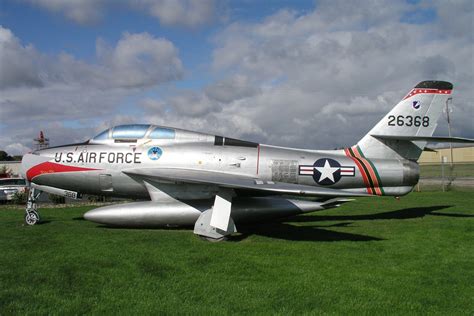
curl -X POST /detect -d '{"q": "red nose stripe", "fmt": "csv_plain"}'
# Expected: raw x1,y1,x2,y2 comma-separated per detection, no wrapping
27,162,99,181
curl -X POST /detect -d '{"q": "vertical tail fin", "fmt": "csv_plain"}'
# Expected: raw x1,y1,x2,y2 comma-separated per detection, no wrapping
357,81,453,160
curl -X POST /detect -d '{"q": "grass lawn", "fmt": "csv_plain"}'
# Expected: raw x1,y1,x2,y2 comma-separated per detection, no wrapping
0,191,473,314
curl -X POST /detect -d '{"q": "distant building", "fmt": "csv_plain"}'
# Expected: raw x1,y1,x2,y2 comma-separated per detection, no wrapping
0,161,22,177
418,146,474,164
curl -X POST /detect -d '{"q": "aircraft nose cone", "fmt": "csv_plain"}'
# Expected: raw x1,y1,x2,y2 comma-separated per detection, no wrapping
21,153,50,181
20,154,33,180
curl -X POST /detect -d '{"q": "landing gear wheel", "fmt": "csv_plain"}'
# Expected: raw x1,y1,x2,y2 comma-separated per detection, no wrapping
24,187,42,226
198,235,227,242
25,211,40,226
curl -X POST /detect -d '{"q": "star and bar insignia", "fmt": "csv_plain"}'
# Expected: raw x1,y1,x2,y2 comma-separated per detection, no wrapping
299,158,355,185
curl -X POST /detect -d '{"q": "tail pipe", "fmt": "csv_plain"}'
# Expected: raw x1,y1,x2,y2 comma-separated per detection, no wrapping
402,160,420,187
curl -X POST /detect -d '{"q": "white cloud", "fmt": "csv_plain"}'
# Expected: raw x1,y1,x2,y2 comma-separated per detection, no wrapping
141,0,473,150
167,92,222,117
24,0,218,27
0,27,44,88
205,75,261,103
432,0,474,41
132,0,216,27
0,26,183,154
5,143,32,155
24,0,105,25
0,26,183,90
97,33,183,88
1,0,473,155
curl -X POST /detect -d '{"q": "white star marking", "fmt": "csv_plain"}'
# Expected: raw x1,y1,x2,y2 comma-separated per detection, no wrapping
315,159,339,183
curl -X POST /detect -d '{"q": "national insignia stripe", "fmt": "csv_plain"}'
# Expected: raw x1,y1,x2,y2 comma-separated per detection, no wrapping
352,146,382,195
340,167,355,176
354,146,385,195
344,146,384,195
352,148,380,188
345,148,376,195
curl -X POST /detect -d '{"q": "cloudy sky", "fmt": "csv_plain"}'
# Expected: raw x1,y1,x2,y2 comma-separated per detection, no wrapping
0,0,472,154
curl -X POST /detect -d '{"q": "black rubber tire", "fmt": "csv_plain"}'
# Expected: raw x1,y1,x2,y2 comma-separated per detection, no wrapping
24,211,40,226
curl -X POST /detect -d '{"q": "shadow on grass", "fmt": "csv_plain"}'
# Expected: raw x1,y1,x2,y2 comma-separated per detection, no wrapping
96,224,192,231
73,205,472,243
232,222,382,242
231,205,471,242
90,221,381,242
36,220,52,225
286,205,471,223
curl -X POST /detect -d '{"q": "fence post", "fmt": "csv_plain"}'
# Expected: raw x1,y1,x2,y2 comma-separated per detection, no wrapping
441,156,448,192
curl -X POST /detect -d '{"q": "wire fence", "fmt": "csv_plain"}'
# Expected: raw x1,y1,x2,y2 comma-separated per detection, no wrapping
416,162,474,191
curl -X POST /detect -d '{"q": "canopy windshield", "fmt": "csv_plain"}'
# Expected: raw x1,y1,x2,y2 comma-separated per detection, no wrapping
92,124,176,141
112,124,150,139
92,129,110,140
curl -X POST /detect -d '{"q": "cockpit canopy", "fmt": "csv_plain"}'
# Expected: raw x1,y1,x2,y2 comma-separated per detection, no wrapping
89,123,229,146
91,124,177,144
89,124,258,148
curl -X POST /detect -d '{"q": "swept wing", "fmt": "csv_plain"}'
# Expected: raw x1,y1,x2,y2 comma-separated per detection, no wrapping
123,167,370,197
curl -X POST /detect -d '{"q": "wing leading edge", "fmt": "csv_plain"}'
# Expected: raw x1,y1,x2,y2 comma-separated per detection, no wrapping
123,167,370,197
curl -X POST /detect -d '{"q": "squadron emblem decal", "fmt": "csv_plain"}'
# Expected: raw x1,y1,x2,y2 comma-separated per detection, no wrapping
147,146,163,160
299,158,355,185
412,101,421,110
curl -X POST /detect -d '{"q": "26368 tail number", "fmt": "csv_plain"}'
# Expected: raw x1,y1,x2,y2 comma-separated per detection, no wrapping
387,115,429,127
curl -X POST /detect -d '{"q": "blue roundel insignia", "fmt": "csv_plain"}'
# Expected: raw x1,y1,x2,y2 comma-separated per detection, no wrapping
147,146,162,160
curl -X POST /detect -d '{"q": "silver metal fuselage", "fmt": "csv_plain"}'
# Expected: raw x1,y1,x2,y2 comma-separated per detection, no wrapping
21,127,419,227
25,137,418,200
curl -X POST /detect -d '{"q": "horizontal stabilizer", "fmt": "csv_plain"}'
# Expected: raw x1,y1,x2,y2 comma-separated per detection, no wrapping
371,135,474,143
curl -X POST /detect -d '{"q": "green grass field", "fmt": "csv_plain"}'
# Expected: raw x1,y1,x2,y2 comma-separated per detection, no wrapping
1,192,473,315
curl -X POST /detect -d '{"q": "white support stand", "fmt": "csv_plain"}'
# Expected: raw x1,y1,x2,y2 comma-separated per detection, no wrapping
193,190,236,241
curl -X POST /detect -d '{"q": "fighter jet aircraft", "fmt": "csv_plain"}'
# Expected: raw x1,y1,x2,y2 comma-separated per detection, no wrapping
21,81,473,240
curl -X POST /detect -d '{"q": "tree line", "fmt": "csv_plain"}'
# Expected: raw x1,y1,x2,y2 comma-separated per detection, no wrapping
0,151,22,161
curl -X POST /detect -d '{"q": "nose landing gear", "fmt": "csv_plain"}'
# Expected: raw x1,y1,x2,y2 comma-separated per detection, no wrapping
25,210,40,225
25,188,42,226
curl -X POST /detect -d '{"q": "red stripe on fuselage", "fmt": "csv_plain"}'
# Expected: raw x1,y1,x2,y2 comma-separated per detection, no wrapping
344,148,373,194
351,146,383,195
26,162,99,181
